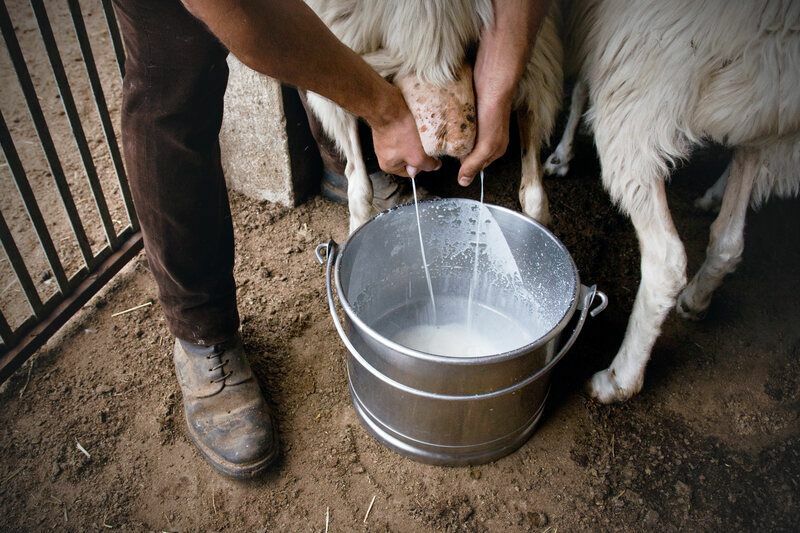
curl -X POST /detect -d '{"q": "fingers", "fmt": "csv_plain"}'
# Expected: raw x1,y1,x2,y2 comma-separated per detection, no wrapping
457,152,485,186
456,99,511,186
383,160,409,177
371,102,442,178
458,138,506,186
380,158,413,177
410,152,441,173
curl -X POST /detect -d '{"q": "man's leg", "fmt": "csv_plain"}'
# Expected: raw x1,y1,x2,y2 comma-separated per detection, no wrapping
114,0,277,477
115,0,236,344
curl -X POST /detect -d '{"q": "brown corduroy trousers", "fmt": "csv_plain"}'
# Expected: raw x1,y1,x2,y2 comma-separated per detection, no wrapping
115,0,239,345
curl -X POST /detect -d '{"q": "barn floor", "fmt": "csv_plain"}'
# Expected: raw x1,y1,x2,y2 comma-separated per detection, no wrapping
1,143,799,531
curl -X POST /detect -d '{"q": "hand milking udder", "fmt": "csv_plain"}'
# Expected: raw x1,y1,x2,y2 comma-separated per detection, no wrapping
394,63,477,159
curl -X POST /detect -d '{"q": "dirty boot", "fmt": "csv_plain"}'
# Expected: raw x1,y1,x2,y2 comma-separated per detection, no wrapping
173,336,278,478
321,170,431,211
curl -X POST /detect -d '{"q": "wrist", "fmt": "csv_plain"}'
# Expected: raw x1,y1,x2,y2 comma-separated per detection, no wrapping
474,64,518,110
478,87,514,116
365,83,407,130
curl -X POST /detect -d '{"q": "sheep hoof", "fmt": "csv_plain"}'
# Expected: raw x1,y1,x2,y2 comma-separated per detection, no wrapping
676,291,707,321
587,368,641,404
521,199,551,227
544,152,570,177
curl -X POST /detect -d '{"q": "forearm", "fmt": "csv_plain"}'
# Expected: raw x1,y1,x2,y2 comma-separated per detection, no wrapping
182,0,403,128
457,0,552,183
475,0,552,105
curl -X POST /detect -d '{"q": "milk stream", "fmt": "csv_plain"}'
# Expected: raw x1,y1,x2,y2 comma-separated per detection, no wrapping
466,170,485,331
411,177,437,324
402,171,535,357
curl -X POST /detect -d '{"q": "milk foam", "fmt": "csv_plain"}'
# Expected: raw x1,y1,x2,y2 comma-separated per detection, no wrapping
386,296,537,357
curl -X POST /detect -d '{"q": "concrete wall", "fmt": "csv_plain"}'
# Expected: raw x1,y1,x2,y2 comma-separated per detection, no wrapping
220,57,320,206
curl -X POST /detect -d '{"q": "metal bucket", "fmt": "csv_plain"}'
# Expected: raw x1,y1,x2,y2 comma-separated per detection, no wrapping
316,198,606,465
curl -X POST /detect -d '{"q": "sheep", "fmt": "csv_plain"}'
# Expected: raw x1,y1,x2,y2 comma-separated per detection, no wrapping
301,0,563,233
550,0,800,402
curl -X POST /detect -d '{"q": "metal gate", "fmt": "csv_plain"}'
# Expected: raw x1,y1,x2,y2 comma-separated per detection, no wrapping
0,0,141,381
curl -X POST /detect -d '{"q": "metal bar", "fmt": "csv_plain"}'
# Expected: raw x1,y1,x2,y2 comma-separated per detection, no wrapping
0,1,95,268
31,0,119,249
67,0,138,232
0,231,143,382
0,110,69,294
100,0,125,78
0,207,43,317
0,307,13,346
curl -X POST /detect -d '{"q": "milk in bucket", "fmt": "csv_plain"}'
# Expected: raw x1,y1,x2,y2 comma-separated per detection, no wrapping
390,173,544,358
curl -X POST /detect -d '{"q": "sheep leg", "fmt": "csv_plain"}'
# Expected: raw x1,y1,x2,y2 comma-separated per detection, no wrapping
678,149,757,319
589,179,687,403
518,108,551,225
694,162,731,213
544,81,587,177
305,92,373,233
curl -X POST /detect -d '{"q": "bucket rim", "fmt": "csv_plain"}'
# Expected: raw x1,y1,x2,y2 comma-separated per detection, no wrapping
334,197,580,365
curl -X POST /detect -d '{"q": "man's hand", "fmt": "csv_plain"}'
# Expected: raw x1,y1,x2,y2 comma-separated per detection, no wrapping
457,86,513,186
370,88,441,178
457,0,552,186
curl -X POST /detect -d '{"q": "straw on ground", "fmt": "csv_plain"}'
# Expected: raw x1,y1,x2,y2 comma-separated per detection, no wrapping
111,301,153,317
18,355,36,398
363,495,377,524
75,438,91,459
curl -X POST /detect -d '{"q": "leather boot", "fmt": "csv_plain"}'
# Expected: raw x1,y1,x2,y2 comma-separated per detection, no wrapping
173,336,278,478
320,169,431,212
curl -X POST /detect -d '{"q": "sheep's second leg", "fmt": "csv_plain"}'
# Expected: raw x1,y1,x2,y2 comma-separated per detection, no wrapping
590,178,687,403
678,149,757,320
518,108,551,225
694,162,731,213
544,81,587,177
305,93,373,233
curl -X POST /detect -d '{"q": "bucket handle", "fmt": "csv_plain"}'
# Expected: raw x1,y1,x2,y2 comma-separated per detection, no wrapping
316,239,382,367
315,240,608,398
315,239,373,364
316,240,435,399
542,283,608,373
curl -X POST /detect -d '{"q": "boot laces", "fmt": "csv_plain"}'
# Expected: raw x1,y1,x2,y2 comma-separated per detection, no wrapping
206,344,232,384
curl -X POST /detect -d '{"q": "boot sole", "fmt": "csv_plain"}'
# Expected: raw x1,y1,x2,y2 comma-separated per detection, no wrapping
184,412,280,479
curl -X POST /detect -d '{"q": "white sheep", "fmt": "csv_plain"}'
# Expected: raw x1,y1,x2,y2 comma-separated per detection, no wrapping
550,0,800,402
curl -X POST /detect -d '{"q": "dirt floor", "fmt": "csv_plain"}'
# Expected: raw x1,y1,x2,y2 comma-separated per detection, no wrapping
1,130,799,530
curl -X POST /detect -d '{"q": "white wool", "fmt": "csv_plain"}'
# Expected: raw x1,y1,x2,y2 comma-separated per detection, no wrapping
571,0,800,211
558,0,800,402
305,0,493,85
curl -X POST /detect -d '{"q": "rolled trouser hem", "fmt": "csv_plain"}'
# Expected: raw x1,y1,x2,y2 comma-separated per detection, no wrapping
162,304,240,347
